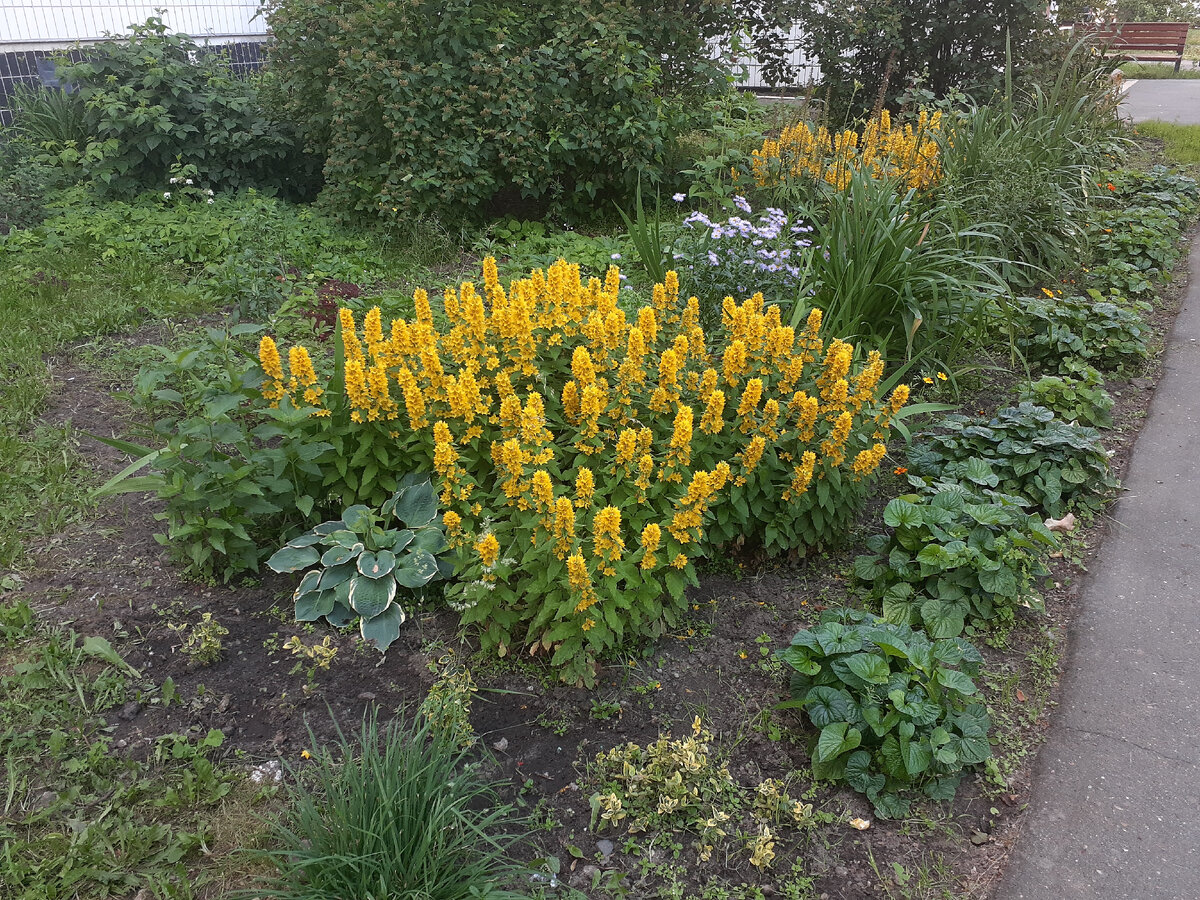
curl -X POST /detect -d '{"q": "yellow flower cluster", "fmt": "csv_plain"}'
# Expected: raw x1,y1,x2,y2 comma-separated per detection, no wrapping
750,109,943,191
259,336,329,416
267,258,903,674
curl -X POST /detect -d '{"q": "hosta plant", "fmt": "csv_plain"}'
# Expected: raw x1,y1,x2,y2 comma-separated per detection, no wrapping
778,608,991,819
908,403,1118,517
853,481,1058,638
267,476,450,652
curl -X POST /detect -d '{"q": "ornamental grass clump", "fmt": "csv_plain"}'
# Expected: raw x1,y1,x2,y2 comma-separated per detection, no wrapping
263,260,905,684
750,109,943,193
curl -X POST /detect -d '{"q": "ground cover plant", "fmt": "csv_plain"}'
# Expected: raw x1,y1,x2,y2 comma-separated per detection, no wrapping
854,483,1058,638
778,608,992,819
908,403,1120,516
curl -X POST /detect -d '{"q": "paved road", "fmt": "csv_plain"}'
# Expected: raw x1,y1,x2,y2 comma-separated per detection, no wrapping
1121,79,1200,124
993,241,1200,898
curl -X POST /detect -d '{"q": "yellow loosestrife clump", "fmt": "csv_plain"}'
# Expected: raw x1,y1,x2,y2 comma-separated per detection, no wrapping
265,259,903,684
751,109,943,191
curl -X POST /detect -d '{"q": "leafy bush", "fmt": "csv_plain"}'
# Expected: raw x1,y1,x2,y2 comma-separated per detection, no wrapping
265,0,714,220
853,483,1057,638
1089,204,1185,279
0,133,68,234
1015,289,1150,375
266,478,450,652
265,261,906,683
1108,165,1200,219
96,325,329,578
1019,366,1113,429
908,402,1119,516
256,711,526,900
55,17,312,195
778,609,992,819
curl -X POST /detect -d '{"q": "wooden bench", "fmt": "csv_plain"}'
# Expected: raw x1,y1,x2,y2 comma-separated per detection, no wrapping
1076,22,1191,73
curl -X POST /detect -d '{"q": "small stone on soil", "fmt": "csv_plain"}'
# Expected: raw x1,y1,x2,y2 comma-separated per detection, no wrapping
118,701,140,721
597,839,615,857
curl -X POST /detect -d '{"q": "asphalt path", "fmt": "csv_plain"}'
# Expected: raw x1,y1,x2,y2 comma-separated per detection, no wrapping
1121,78,1200,124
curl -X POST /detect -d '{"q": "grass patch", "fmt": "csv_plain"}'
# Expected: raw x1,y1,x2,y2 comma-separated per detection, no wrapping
1134,121,1200,164
1118,62,1200,79
253,711,528,900
0,599,270,898
0,248,205,568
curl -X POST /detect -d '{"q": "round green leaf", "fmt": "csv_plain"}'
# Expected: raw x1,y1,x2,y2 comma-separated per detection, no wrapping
267,545,320,574
342,504,373,531
844,652,891,685
348,574,396,618
318,562,357,591
360,601,407,652
393,481,437,527
816,721,862,764
358,549,397,579
285,532,323,549
394,548,439,588
325,599,354,628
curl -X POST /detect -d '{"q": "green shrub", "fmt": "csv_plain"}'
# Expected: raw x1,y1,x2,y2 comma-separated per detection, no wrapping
0,132,68,234
1015,289,1150,375
1019,366,1113,428
1089,205,1185,279
55,17,313,195
255,711,526,900
908,402,1119,516
778,609,992,819
264,0,715,221
853,483,1057,638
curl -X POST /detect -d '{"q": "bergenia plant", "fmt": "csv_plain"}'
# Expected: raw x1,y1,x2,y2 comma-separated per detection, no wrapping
267,475,450,652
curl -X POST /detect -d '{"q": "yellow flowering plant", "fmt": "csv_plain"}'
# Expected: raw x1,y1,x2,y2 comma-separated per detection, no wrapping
749,109,943,194
264,259,903,684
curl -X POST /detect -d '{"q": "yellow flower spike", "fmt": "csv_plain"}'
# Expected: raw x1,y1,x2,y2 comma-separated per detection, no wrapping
851,443,889,479
722,339,748,384
637,306,658,347
531,470,554,511
476,533,500,568
561,380,581,422
699,389,726,435
639,523,661,570
568,553,598,613
575,468,595,508
592,506,624,567
783,450,818,501
363,306,384,350
258,336,286,407
820,411,854,467
571,346,596,388
736,378,763,424
413,287,434,327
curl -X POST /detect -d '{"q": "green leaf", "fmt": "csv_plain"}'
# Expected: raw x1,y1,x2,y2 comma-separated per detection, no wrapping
964,457,999,486
267,545,320,573
936,668,978,696
844,652,891,684
81,635,140,676
394,481,437,527
919,598,966,639
321,544,362,567
816,721,862,763
296,589,337,622
883,498,922,528
358,549,397,578
318,563,356,590
899,736,932,777
360,601,406,652
293,569,322,598
341,504,373,531
395,548,439,588
804,686,853,727
347,574,396,618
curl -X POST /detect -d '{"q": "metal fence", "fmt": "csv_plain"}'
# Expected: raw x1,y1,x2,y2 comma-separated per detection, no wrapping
0,1,266,122
720,23,822,92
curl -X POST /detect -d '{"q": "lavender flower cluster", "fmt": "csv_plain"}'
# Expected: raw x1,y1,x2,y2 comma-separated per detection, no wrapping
671,194,815,316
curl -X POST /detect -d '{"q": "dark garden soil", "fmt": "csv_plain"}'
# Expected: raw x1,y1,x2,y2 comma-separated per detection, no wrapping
8,245,1191,900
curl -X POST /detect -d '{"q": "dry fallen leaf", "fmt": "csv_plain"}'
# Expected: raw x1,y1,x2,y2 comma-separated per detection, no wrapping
492,737,509,752
849,817,871,831
1044,512,1076,533
1016,689,1027,703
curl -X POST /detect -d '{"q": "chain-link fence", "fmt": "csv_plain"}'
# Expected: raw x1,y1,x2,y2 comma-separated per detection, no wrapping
1,1,266,123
